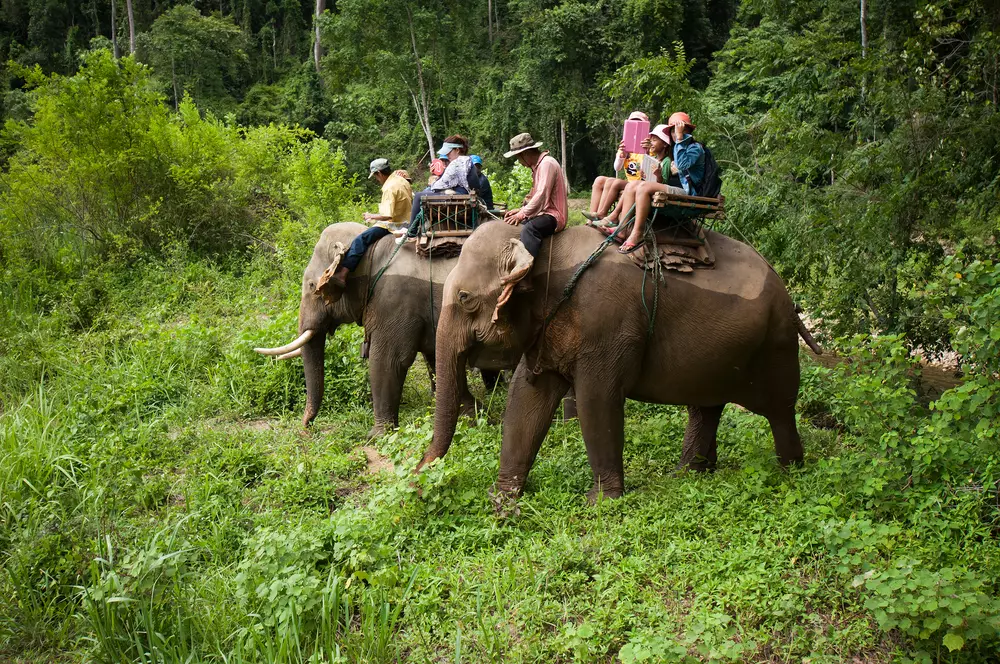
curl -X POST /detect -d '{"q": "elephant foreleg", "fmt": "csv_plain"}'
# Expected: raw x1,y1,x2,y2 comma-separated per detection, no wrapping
368,338,418,440
574,382,627,502
496,362,569,495
676,404,725,472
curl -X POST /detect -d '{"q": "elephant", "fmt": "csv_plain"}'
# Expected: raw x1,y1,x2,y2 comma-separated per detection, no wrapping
418,221,822,502
254,222,515,438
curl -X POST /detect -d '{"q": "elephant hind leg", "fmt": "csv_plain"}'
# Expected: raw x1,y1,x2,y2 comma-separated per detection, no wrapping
676,404,725,472
767,406,804,467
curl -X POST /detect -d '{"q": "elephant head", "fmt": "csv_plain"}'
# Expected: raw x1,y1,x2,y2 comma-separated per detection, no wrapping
255,223,367,427
421,222,539,464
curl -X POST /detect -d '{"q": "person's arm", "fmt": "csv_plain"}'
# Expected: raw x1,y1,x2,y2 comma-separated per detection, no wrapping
612,141,627,171
673,142,704,181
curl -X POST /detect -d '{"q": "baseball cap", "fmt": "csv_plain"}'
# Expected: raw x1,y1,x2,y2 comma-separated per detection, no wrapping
368,157,389,178
470,155,483,166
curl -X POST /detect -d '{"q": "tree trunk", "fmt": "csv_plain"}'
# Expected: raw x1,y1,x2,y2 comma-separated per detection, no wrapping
171,56,179,110
860,0,868,58
313,0,325,73
560,118,568,175
487,0,493,44
407,6,436,158
110,0,120,59
126,0,135,55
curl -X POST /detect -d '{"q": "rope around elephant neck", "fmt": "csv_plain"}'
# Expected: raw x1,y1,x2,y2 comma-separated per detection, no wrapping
367,236,406,300
530,241,555,376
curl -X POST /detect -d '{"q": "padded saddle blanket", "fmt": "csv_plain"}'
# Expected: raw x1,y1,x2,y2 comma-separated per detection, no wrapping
597,223,716,273
411,234,469,259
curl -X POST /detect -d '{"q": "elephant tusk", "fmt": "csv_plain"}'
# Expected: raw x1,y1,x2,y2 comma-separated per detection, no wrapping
254,329,315,356
276,348,302,360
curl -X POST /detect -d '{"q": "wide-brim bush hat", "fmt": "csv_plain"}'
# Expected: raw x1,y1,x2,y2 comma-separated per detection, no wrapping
504,132,544,158
649,124,672,144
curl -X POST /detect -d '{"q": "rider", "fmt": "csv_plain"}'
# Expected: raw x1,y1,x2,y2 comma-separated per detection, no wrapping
398,135,473,243
502,132,568,259
325,158,413,289
471,155,494,209
618,112,704,254
584,111,651,222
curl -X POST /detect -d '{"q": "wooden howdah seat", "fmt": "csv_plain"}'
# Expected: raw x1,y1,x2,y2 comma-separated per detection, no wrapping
409,193,488,259
593,191,725,272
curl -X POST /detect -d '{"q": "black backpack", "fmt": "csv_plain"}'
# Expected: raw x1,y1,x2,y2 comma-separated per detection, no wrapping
697,143,723,199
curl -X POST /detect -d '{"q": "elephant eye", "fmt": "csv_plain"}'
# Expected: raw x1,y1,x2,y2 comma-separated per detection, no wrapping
457,290,477,311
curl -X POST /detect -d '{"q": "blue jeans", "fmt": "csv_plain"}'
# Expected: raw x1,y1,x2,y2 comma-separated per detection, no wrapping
342,226,390,272
404,186,468,237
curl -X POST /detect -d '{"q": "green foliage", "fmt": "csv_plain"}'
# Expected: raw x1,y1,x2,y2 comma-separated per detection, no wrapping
139,6,249,113
0,49,356,292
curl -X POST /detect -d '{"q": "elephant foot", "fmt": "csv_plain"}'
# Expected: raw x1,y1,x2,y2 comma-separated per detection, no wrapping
586,480,624,505
488,483,522,518
458,399,480,420
367,421,396,440
673,460,716,475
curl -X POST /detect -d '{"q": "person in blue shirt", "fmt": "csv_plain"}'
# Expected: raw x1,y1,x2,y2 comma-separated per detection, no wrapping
618,112,705,254
470,155,494,209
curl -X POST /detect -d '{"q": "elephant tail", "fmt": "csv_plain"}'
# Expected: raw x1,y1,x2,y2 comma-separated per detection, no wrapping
795,313,822,355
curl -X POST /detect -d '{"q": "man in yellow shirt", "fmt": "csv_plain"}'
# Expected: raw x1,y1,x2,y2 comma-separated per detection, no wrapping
327,158,413,288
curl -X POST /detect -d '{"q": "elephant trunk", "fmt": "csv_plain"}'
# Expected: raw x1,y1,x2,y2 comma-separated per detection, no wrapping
419,315,469,469
300,329,328,427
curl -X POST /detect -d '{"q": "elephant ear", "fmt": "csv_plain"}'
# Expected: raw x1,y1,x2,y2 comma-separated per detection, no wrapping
315,242,348,304
492,239,535,323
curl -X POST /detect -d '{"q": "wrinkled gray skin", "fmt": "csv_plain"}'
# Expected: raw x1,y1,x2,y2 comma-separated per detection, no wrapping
295,222,513,438
420,221,811,502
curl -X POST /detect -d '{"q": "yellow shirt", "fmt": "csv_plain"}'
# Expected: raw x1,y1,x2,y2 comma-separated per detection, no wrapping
623,152,645,181
375,173,413,230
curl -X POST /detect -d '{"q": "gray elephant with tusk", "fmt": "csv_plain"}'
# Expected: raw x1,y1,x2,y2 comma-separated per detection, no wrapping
417,221,822,503
255,221,516,438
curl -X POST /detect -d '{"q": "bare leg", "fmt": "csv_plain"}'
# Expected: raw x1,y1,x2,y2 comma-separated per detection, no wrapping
624,181,665,245
496,362,570,495
676,404,725,471
589,176,611,214
605,180,641,228
596,179,627,216
368,336,418,439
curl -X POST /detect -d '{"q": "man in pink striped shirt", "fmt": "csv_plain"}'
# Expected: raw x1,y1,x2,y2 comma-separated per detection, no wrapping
502,132,568,258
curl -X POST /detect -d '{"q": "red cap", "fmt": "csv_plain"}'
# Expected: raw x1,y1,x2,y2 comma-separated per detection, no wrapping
667,112,696,131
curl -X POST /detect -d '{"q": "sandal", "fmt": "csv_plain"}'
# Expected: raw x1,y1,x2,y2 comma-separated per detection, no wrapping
582,210,601,221
618,240,642,254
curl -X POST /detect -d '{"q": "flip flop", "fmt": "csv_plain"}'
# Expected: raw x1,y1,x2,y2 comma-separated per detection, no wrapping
618,240,642,254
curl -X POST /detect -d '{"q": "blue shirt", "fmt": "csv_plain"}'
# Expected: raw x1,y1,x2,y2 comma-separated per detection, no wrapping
673,134,705,196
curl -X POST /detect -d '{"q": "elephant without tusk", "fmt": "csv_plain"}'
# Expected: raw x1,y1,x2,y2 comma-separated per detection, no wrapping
419,221,821,503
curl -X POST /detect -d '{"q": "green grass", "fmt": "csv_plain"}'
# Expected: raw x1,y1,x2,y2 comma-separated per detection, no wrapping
1,251,998,663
